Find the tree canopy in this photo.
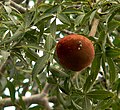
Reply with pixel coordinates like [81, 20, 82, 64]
[0, 0, 120, 110]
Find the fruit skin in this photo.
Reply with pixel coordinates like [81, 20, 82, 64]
[56, 34, 95, 71]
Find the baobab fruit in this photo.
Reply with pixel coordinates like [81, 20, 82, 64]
[56, 34, 95, 71]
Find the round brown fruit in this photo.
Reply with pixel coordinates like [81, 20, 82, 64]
[56, 34, 95, 71]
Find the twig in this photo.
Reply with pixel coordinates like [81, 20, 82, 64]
[0, 83, 53, 110]
[10, 0, 26, 13]
[12, 0, 24, 4]
[61, 29, 75, 35]
[88, 18, 99, 37]
[0, 94, 44, 107]
[42, 97, 51, 110]
[41, 83, 53, 94]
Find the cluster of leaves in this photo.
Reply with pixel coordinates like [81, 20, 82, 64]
[0, 0, 120, 109]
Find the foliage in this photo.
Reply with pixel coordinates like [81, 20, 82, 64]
[0, 0, 120, 109]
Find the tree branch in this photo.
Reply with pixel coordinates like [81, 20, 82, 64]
[88, 18, 99, 37]
[0, 83, 53, 110]
[61, 29, 75, 35]
[12, 0, 24, 4]
[10, 0, 26, 13]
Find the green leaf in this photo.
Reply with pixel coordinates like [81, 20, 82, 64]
[32, 54, 50, 78]
[98, 33, 105, 45]
[117, 79, 120, 98]
[71, 100, 82, 110]
[59, 85, 69, 94]
[83, 54, 101, 92]
[24, 12, 33, 28]
[101, 52, 108, 77]
[37, 22, 44, 43]
[34, 13, 53, 25]
[106, 47, 120, 58]
[57, 89, 66, 107]
[49, 66, 69, 78]
[0, 76, 7, 94]
[0, 27, 24, 45]
[23, 47, 39, 61]
[37, 3, 51, 13]
[87, 90, 114, 100]
[107, 57, 116, 84]
[57, 13, 71, 25]
[63, 78, 72, 94]
[113, 37, 120, 48]
[106, 13, 116, 24]
[112, 101, 120, 110]
[4, 5, 12, 14]
[50, 19, 56, 38]
[82, 96, 92, 110]
[47, 76, 57, 84]
[95, 98, 113, 110]
[18, 93, 26, 109]
[44, 5, 59, 14]
[44, 35, 55, 51]
[106, 6, 119, 23]
[63, 8, 82, 14]
[21, 44, 44, 51]
[56, 24, 67, 31]
[82, 25, 89, 35]
[89, 10, 96, 24]
[7, 80, 15, 103]
[107, 20, 120, 32]
[75, 14, 84, 26]
[98, 31, 106, 49]
[81, 9, 95, 25]
[71, 89, 84, 97]
[37, 70, 47, 84]
[35, 77, 42, 91]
